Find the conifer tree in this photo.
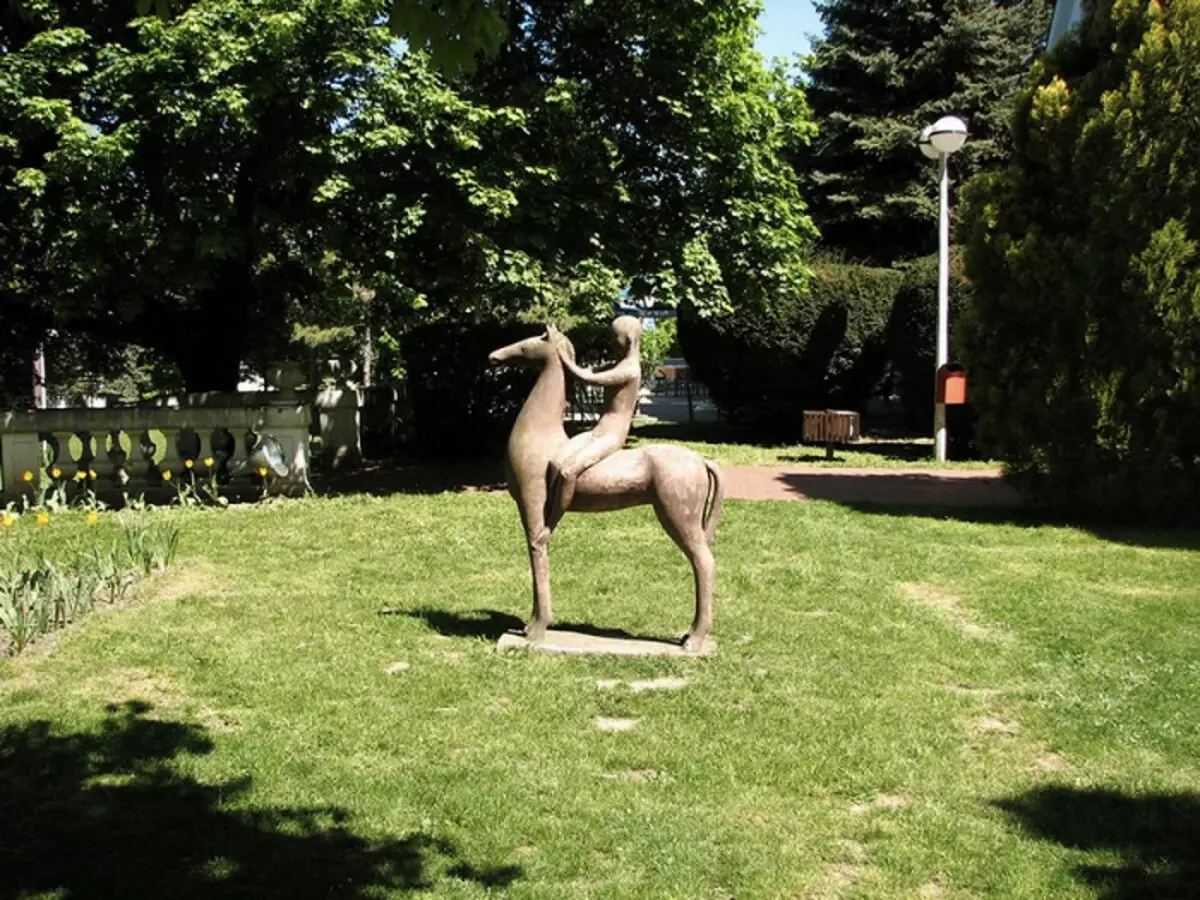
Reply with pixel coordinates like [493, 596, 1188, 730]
[801, 0, 1050, 264]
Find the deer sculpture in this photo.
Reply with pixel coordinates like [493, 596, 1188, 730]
[487, 326, 723, 652]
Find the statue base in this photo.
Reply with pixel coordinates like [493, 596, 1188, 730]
[496, 628, 715, 658]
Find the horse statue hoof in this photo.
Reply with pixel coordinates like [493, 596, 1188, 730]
[681, 633, 709, 654]
[524, 622, 548, 642]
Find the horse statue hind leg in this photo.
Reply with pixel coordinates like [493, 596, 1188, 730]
[488, 327, 724, 652]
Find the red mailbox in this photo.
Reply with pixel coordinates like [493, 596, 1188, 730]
[936, 364, 967, 405]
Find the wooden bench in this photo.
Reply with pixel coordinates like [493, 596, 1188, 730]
[803, 410, 861, 460]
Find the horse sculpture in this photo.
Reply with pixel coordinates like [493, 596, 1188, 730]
[488, 327, 723, 652]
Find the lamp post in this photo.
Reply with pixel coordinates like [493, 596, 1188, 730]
[919, 115, 968, 462]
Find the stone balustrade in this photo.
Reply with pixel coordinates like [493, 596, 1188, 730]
[1, 397, 312, 503]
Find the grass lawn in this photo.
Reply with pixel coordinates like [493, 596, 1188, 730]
[628, 419, 1001, 470]
[2, 494, 1199, 898]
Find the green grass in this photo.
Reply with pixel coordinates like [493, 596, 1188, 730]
[2, 495, 1199, 898]
[629, 418, 1001, 469]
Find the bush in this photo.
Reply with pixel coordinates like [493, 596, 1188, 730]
[886, 255, 975, 430]
[400, 321, 541, 458]
[678, 262, 902, 439]
[960, 0, 1200, 522]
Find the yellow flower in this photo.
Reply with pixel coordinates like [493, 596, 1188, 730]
[75, 471, 87, 481]
[88, 468, 97, 480]
[86, 511, 100, 526]
[50, 466, 62, 479]
[1, 514, 14, 528]
[161, 470, 172, 482]
[35, 512, 49, 527]
[22, 470, 33, 482]
[203, 457, 215, 468]
[184, 459, 194, 469]
[257, 466, 268, 478]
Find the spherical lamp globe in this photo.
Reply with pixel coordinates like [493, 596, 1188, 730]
[929, 115, 968, 155]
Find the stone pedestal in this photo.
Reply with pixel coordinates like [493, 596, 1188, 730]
[496, 629, 715, 658]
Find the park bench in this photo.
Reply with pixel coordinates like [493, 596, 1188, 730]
[802, 410, 861, 460]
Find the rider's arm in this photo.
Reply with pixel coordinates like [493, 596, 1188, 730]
[561, 354, 639, 388]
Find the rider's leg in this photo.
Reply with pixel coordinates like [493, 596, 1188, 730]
[547, 434, 593, 529]
[553, 433, 623, 523]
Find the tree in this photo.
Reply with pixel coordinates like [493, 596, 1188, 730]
[960, 0, 1200, 521]
[6, 0, 509, 73]
[800, 0, 1050, 265]
[2, 0, 817, 394]
[448, 0, 819, 324]
[0, 0, 518, 391]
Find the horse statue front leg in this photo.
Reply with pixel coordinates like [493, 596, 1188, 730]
[516, 486, 554, 641]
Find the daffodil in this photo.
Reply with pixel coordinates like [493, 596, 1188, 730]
[257, 466, 269, 478]
[184, 459, 194, 469]
[35, 512, 49, 527]
[75, 471, 87, 481]
[161, 470, 172, 482]
[88, 468, 97, 480]
[50, 466, 62, 479]
[203, 456, 215, 468]
[1, 514, 15, 528]
[86, 511, 100, 526]
[22, 470, 33, 482]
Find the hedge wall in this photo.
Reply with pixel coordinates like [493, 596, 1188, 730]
[400, 321, 540, 457]
[679, 259, 973, 439]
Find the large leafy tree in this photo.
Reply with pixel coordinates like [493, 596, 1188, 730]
[960, 0, 1200, 522]
[0, 0, 518, 391]
[456, 0, 818, 319]
[2, 0, 815, 395]
[800, 0, 1050, 265]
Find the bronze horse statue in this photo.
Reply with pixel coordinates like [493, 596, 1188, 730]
[488, 327, 723, 652]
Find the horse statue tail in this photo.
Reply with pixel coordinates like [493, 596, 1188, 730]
[702, 458, 724, 546]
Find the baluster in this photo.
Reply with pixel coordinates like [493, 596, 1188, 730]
[76, 431, 99, 486]
[50, 430, 80, 483]
[106, 430, 131, 489]
[209, 427, 238, 482]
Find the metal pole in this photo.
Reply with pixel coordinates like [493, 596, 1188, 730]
[934, 152, 950, 463]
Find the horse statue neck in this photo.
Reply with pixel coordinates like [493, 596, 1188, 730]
[512, 344, 568, 444]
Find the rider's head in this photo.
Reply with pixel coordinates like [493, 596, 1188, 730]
[612, 316, 642, 354]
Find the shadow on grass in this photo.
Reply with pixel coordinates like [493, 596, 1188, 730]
[772, 470, 1023, 509]
[779, 441, 942, 464]
[312, 460, 507, 497]
[0, 700, 521, 899]
[996, 786, 1200, 900]
[397, 607, 683, 646]
[387, 607, 525, 640]
[816, 501, 1200, 551]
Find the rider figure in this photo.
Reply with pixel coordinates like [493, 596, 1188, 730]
[546, 316, 643, 525]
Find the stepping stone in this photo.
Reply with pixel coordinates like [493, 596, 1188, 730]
[496, 629, 715, 658]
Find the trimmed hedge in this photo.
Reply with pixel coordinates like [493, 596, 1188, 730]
[678, 257, 974, 439]
[401, 321, 540, 457]
[399, 319, 627, 457]
[887, 255, 973, 430]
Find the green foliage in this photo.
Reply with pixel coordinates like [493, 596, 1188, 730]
[1, 0, 816, 393]
[400, 321, 538, 457]
[0, 511, 180, 652]
[886, 255, 974, 429]
[801, 0, 1051, 264]
[961, 0, 1200, 522]
[640, 318, 680, 381]
[678, 261, 902, 439]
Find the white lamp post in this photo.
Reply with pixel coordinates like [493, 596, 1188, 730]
[919, 115, 968, 462]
